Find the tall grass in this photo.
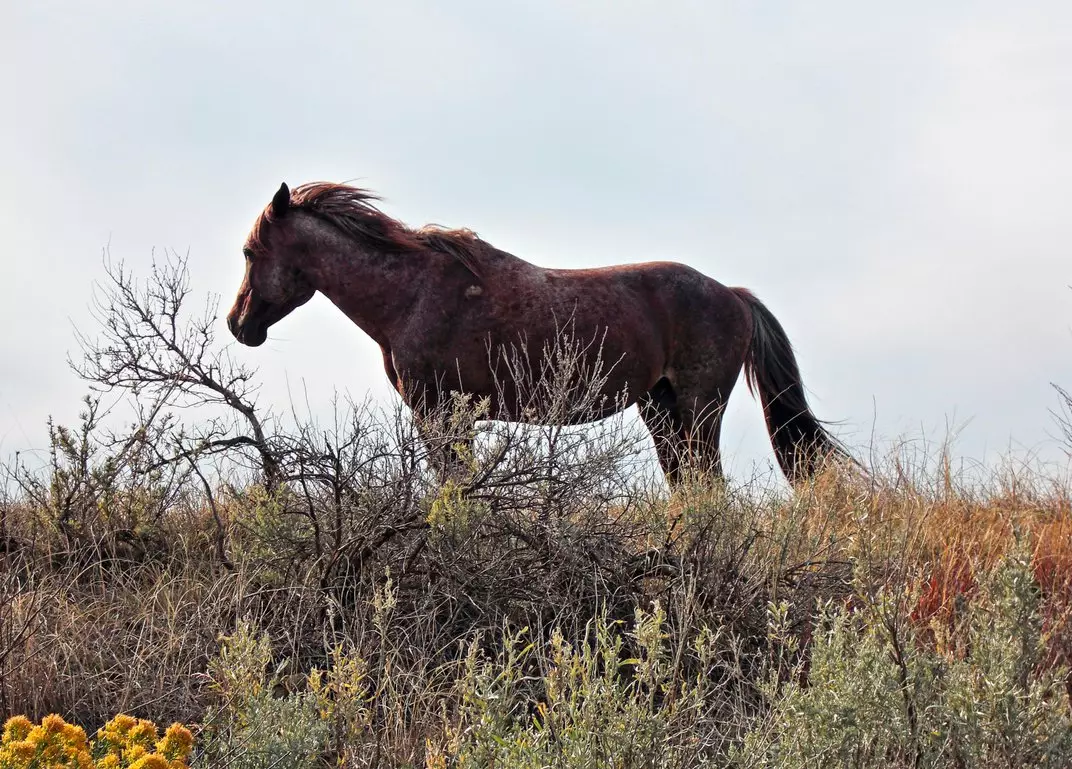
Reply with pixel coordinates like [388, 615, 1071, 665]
[3, 409, 1070, 767]
[1, 254, 1069, 766]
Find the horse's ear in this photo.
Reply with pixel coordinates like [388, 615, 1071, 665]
[271, 182, 290, 217]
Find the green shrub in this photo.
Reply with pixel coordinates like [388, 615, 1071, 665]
[430, 603, 723, 769]
[735, 548, 1072, 769]
[198, 622, 329, 769]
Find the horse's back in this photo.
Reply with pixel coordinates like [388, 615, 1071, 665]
[481, 257, 741, 344]
[543, 259, 752, 376]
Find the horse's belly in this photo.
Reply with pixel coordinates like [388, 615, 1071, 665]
[395, 332, 651, 422]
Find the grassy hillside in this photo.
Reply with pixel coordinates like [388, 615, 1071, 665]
[3, 417, 1070, 767]
[1, 256, 1070, 768]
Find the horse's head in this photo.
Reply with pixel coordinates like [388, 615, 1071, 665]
[227, 182, 317, 346]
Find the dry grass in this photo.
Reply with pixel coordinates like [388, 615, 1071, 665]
[1, 253, 1068, 765]
[3, 439, 1070, 768]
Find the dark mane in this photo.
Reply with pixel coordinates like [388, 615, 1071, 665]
[413, 225, 486, 278]
[258, 181, 487, 279]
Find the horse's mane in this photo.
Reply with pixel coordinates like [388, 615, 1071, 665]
[258, 182, 487, 279]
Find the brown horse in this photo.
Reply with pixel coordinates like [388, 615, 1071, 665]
[226, 181, 848, 484]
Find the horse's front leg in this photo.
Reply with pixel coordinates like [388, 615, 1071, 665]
[392, 356, 483, 486]
[411, 401, 478, 486]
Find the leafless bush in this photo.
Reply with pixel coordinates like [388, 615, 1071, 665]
[72, 249, 281, 485]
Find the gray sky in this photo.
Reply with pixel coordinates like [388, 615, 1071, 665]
[3, 1, 1071, 481]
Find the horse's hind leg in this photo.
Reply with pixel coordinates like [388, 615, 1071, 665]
[639, 377, 689, 485]
[642, 375, 736, 485]
[682, 397, 728, 481]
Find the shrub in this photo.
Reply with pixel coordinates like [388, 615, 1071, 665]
[197, 622, 329, 769]
[428, 603, 728, 769]
[734, 547, 1072, 769]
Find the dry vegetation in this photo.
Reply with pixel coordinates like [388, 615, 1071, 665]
[1, 254, 1070, 768]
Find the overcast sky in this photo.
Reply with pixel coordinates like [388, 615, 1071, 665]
[3, 1, 1071, 482]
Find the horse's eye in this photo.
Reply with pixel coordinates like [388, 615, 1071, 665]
[243, 248, 254, 261]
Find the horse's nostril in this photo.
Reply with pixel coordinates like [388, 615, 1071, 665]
[227, 313, 238, 336]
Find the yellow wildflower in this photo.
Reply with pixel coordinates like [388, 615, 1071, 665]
[6, 739, 37, 762]
[0, 713, 191, 769]
[125, 743, 148, 762]
[128, 719, 158, 745]
[62, 721, 89, 748]
[105, 714, 138, 735]
[155, 723, 194, 761]
[41, 713, 67, 733]
[129, 755, 169, 769]
[40, 741, 67, 767]
[2, 715, 33, 742]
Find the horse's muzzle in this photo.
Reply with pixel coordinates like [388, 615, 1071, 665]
[227, 308, 267, 347]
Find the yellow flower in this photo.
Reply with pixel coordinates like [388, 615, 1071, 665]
[62, 722, 88, 748]
[0, 714, 194, 769]
[105, 714, 138, 734]
[155, 723, 193, 760]
[40, 741, 66, 765]
[41, 713, 67, 734]
[128, 719, 158, 745]
[129, 755, 169, 769]
[124, 744, 148, 763]
[6, 739, 37, 762]
[2, 715, 33, 742]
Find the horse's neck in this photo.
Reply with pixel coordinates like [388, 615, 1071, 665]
[306, 243, 421, 346]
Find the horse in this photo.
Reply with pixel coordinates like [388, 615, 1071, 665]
[226, 181, 848, 485]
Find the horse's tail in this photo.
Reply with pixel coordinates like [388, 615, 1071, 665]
[733, 287, 848, 482]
